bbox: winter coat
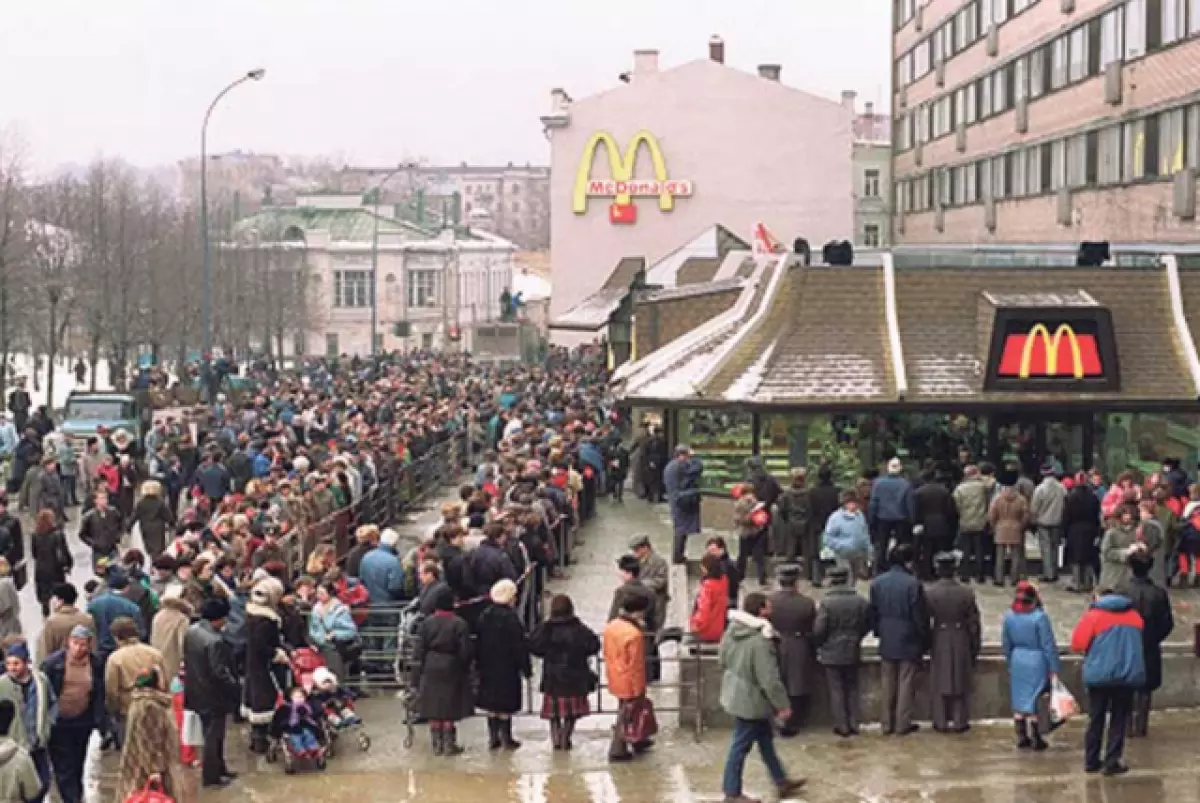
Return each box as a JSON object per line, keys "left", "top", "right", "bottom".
{"left": 607, "top": 580, "right": 656, "bottom": 630}
{"left": 183, "top": 620, "right": 240, "bottom": 717}
{"left": 989, "top": 488, "right": 1029, "bottom": 547}
{"left": 915, "top": 481, "right": 957, "bottom": 544}
{"left": 776, "top": 486, "right": 810, "bottom": 558}
{"left": 78, "top": 506, "right": 123, "bottom": 557}
{"left": 344, "top": 541, "right": 372, "bottom": 578}
{"left": 470, "top": 539, "right": 518, "bottom": 596}
{"left": 31, "top": 529, "right": 71, "bottom": 595}
{"left": 242, "top": 604, "right": 285, "bottom": 724}
{"left": 924, "top": 578, "right": 981, "bottom": 697}
{"left": 40, "top": 650, "right": 106, "bottom": 732}
{"left": 0, "top": 579, "right": 18, "bottom": 642}
{"left": 664, "top": 457, "right": 703, "bottom": 537}
{"left": 105, "top": 640, "right": 165, "bottom": 717}
{"left": 1031, "top": 478, "right": 1068, "bottom": 527}
{"left": 308, "top": 600, "right": 358, "bottom": 648}
{"left": 359, "top": 545, "right": 405, "bottom": 605}
{"left": 113, "top": 687, "right": 184, "bottom": 803}
{"left": 475, "top": 604, "right": 531, "bottom": 714}
{"left": 638, "top": 551, "right": 670, "bottom": 631}
{"left": 1124, "top": 576, "right": 1174, "bottom": 691}
{"left": 412, "top": 611, "right": 474, "bottom": 721}
{"left": 952, "top": 477, "right": 991, "bottom": 533}
{"left": 88, "top": 591, "right": 144, "bottom": 655}
{"left": 33, "top": 470, "right": 66, "bottom": 524}
{"left": 134, "top": 494, "right": 175, "bottom": 558}
{"left": 0, "top": 738, "right": 38, "bottom": 803}
{"left": 1099, "top": 523, "right": 1139, "bottom": 593}
{"left": 868, "top": 475, "right": 914, "bottom": 525}
{"left": 0, "top": 670, "right": 53, "bottom": 751}
{"left": 689, "top": 576, "right": 729, "bottom": 643}
{"left": 36, "top": 606, "right": 93, "bottom": 664}
{"left": 150, "top": 597, "right": 194, "bottom": 683}
{"left": 1001, "top": 608, "right": 1060, "bottom": 714}
{"left": 1063, "top": 485, "right": 1102, "bottom": 568}
{"left": 602, "top": 615, "right": 646, "bottom": 701}
{"left": 529, "top": 615, "right": 600, "bottom": 697}
{"left": 808, "top": 481, "right": 841, "bottom": 538}
{"left": 435, "top": 541, "right": 472, "bottom": 601}
{"left": 1070, "top": 594, "right": 1146, "bottom": 688}
{"left": 813, "top": 586, "right": 874, "bottom": 666}
{"left": 869, "top": 565, "right": 929, "bottom": 663}
{"left": 768, "top": 588, "right": 817, "bottom": 697}
{"left": 823, "top": 509, "right": 870, "bottom": 559}
{"left": 718, "top": 610, "right": 790, "bottom": 721}
{"left": 1138, "top": 517, "right": 1168, "bottom": 588}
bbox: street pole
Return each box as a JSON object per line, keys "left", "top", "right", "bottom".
{"left": 200, "top": 68, "right": 265, "bottom": 385}
{"left": 369, "top": 164, "right": 407, "bottom": 357}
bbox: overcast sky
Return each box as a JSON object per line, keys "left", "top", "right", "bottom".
{"left": 0, "top": 0, "right": 891, "bottom": 172}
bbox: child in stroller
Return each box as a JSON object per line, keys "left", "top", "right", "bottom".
{"left": 311, "top": 666, "right": 372, "bottom": 752}
{"left": 268, "top": 686, "right": 329, "bottom": 772}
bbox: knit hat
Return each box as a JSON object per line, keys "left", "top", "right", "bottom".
{"left": 5, "top": 642, "right": 28, "bottom": 662}
{"left": 490, "top": 579, "right": 518, "bottom": 606}
{"left": 887, "top": 457, "right": 903, "bottom": 475}
{"left": 69, "top": 625, "right": 93, "bottom": 640}
{"left": 381, "top": 528, "right": 401, "bottom": 548}
{"left": 312, "top": 667, "right": 337, "bottom": 688}
{"left": 107, "top": 567, "right": 130, "bottom": 590}
{"left": 200, "top": 597, "right": 231, "bottom": 622}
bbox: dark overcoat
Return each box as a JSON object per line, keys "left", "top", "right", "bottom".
{"left": 775, "top": 487, "right": 810, "bottom": 559}
{"left": 1063, "top": 486, "right": 1102, "bottom": 569}
{"left": 664, "top": 457, "right": 703, "bottom": 537}
{"left": 924, "top": 578, "right": 981, "bottom": 697}
{"left": 767, "top": 588, "right": 817, "bottom": 696}
{"left": 869, "top": 566, "right": 930, "bottom": 663}
{"left": 529, "top": 615, "right": 600, "bottom": 697}
{"left": 1124, "top": 577, "right": 1174, "bottom": 690}
{"left": 475, "top": 604, "right": 531, "bottom": 714}
{"left": 412, "top": 611, "right": 474, "bottom": 721}
{"left": 242, "top": 606, "right": 285, "bottom": 724}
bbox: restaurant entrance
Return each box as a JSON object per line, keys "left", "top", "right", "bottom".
{"left": 987, "top": 412, "right": 1095, "bottom": 477}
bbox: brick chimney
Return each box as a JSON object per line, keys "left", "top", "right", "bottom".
{"left": 757, "top": 64, "right": 782, "bottom": 81}
{"left": 841, "top": 90, "right": 857, "bottom": 113}
{"left": 634, "top": 49, "right": 659, "bottom": 76}
{"left": 709, "top": 35, "right": 725, "bottom": 64}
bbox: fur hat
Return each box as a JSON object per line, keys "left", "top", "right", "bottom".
{"left": 381, "top": 528, "right": 401, "bottom": 548}
{"left": 490, "top": 579, "right": 518, "bottom": 606}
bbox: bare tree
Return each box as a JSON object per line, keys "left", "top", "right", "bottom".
{"left": 0, "top": 133, "right": 32, "bottom": 400}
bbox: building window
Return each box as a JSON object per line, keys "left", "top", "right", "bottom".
{"left": 1159, "top": 108, "right": 1186, "bottom": 175}
{"left": 863, "top": 224, "right": 881, "bottom": 247}
{"left": 934, "top": 25, "right": 953, "bottom": 62}
{"left": 992, "top": 155, "right": 1008, "bottom": 199}
{"left": 1123, "top": 119, "right": 1146, "bottom": 180}
{"left": 1067, "top": 133, "right": 1089, "bottom": 188}
{"left": 333, "top": 270, "right": 373, "bottom": 308}
{"left": 1125, "top": 0, "right": 1147, "bottom": 59}
{"left": 1100, "top": 8, "right": 1124, "bottom": 68}
{"left": 1012, "top": 148, "right": 1028, "bottom": 196}
{"left": 421, "top": 332, "right": 434, "bottom": 350}
{"left": 1189, "top": 105, "right": 1200, "bottom": 169}
{"left": 918, "top": 103, "right": 931, "bottom": 144}
{"left": 863, "top": 169, "right": 881, "bottom": 197}
{"left": 1013, "top": 57, "right": 1029, "bottom": 102}
{"left": 980, "top": 76, "right": 993, "bottom": 119}
{"left": 980, "top": 159, "right": 992, "bottom": 201}
{"left": 325, "top": 333, "right": 339, "bottom": 357}
{"left": 1014, "top": 0, "right": 1036, "bottom": 11}
{"left": 1030, "top": 48, "right": 1046, "bottom": 98}
{"left": 1051, "top": 37, "right": 1069, "bottom": 89}
{"left": 1163, "top": 0, "right": 1187, "bottom": 44}
{"left": 1026, "top": 145, "right": 1044, "bottom": 194}
{"left": 955, "top": 2, "right": 979, "bottom": 50}
{"left": 966, "top": 162, "right": 979, "bottom": 203}
{"left": 914, "top": 40, "right": 931, "bottom": 79}
{"left": 1068, "top": 26, "right": 1088, "bottom": 82}
{"left": 1098, "top": 125, "right": 1122, "bottom": 184}
{"left": 953, "top": 165, "right": 966, "bottom": 206}
{"left": 1050, "top": 139, "right": 1067, "bottom": 191}
{"left": 939, "top": 168, "right": 952, "bottom": 206}
{"left": 898, "top": 52, "right": 914, "bottom": 86}
{"left": 408, "top": 270, "right": 439, "bottom": 308}
{"left": 933, "top": 97, "right": 952, "bottom": 137}
{"left": 965, "top": 83, "right": 978, "bottom": 123}
{"left": 991, "top": 68, "right": 1008, "bottom": 115}
{"left": 1192, "top": 0, "right": 1200, "bottom": 34}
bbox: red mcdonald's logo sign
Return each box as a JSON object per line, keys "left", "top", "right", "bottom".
{"left": 997, "top": 323, "right": 1103, "bottom": 379}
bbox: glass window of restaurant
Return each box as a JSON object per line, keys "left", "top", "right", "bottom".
{"left": 677, "top": 409, "right": 755, "bottom": 491}
{"left": 1095, "top": 413, "right": 1200, "bottom": 483}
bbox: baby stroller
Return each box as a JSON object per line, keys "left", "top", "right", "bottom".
{"left": 265, "top": 688, "right": 330, "bottom": 774}
{"left": 310, "top": 666, "right": 371, "bottom": 754}
{"left": 393, "top": 598, "right": 426, "bottom": 749}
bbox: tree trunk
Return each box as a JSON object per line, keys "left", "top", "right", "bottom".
{"left": 46, "top": 300, "right": 57, "bottom": 412}
{"left": 0, "top": 276, "right": 8, "bottom": 402}
{"left": 88, "top": 335, "right": 101, "bottom": 392}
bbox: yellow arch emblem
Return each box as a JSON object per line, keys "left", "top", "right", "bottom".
{"left": 1019, "top": 323, "right": 1084, "bottom": 379}
{"left": 572, "top": 131, "right": 678, "bottom": 214}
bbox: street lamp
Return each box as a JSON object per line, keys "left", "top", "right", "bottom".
{"left": 200, "top": 68, "right": 265, "bottom": 378}
{"left": 369, "top": 164, "right": 411, "bottom": 356}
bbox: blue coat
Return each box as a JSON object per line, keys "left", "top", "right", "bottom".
{"left": 88, "top": 591, "right": 144, "bottom": 655}
{"left": 664, "top": 457, "right": 703, "bottom": 537}
{"left": 578, "top": 442, "right": 606, "bottom": 488}
{"left": 823, "top": 510, "right": 870, "bottom": 558}
{"left": 309, "top": 601, "right": 358, "bottom": 648}
{"left": 1001, "top": 608, "right": 1061, "bottom": 714}
{"left": 359, "top": 545, "right": 404, "bottom": 605}
{"left": 868, "top": 475, "right": 915, "bottom": 525}
{"left": 868, "top": 566, "right": 929, "bottom": 662}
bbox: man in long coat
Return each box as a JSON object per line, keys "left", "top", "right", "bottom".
{"left": 664, "top": 445, "right": 703, "bottom": 564}
{"left": 767, "top": 564, "right": 816, "bottom": 736}
{"left": 925, "top": 552, "right": 981, "bottom": 733}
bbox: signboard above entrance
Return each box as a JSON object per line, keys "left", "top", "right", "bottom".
{"left": 985, "top": 308, "right": 1120, "bottom": 392}
{"left": 572, "top": 131, "right": 693, "bottom": 225}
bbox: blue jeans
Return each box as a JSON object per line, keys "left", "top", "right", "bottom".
{"left": 288, "top": 730, "right": 320, "bottom": 754}
{"left": 722, "top": 717, "right": 786, "bottom": 798}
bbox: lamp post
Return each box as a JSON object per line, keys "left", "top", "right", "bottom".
{"left": 200, "top": 68, "right": 265, "bottom": 379}
{"left": 369, "top": 164, "right": 410, "bottom": 356}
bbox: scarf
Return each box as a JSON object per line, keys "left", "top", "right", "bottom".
{"left": 1011, "top": 580, "right": 1040, "bottom": 614}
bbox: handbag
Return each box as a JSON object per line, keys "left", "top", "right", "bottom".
{"left": 621, "top": 696, "right": 659, "bottom": 743}
{"left": 124, "top": 775, "right": 175, "bottom": 803}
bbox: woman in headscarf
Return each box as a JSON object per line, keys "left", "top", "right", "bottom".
{"left": 529, "top": 593, "right": 599, "bottom": 750}
{"left": 411, "top": 586, "right": 473, "bottom": 756}
{"left": 113, "top": 668, "right": 185, "bottom": 803}
{"left": 474, "top": 579, "right": 531, "bottom": 750}
{"left": 1000, "top": 581, "right": 1061, "bottom": 751}
{"left": 242, "top": 576, "right": 287, "bottom": 754}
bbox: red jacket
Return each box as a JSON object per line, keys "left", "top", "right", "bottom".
{"left": 690, "top": 575, "right": 729, "bottom": 643}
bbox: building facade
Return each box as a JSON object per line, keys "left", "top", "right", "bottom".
{"left": 229, "top": 195, "right": 515, "bottom": 357}
{"left": 892, "top": 0, "right": 1200, "bottom": 244}
{"left": 544, "top": 38, "right": 855, "bottom": 329}
{"left": 849, "top": 92, "right": 895, "bottom": 248}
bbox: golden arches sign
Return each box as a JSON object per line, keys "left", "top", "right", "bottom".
{"left": 1019, "top": 323, "right": 1084, "bottom": 379}
{"left": 571, "top": 131, "right": 692, "bottom": 215}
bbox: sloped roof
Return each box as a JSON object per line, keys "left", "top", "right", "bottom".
{"left": 235, "top": 206, "right": 434, "bottom": 242}
{"left": 550, "top": 287, "right": 626, "bottom": 331}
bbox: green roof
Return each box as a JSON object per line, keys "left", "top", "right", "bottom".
{"left": 234, "top": 206, "right": 436, "bottom": 243}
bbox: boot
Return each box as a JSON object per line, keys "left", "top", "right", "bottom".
{"left": 1030, "top": 721, "right": 1048, "bottom": 751}
{"left": 561, "top": 718, "right": 575, "bottom": 751}
{"left": 549, "top": 719, "right": 562, "bottom": 750}
{"left": 431, "top": 727, "right": 445, "bottom": 756}
{"left": 1015, "top": 719, "right": 1032, "bottom": 750}
{"left": 487, "top": 717, "right": 501, "bottom": 750}
{"left": 443, "top": 725, "right": 465, "bottom": 756}
{"left": 501, "top": 718, "right": 522, "bottom": 750}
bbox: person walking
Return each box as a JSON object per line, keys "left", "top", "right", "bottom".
{"left": 1031, "top": 464, "right": 1068, "bottom": 582}
{"left": 1001, "top": 581, "right": 1060, "bottom": 750}
{"left": 869, "top": 543, "right": 929, "bottom": 735}
{"left": 1064, "top": 473, "right": 1102, "bottom": 593}
{"left": 630, "top": 534, "right": 669, "bottom": 683}
{"left": 1123, "top": 553, "right": 1173, "bottom": 738}
{"left": 0, "top": 698, "right": 40, "bottom": 803}
{"left": 78, "top": 489, "right": 122, "bottom": 571}
{"left": 607, "top": 555, "right": 657, "bottom": 628}
{"left": 30, "top": 513, "right": 71, "bottom": 618}
{"left": 808, "top": 466, "right": 841, "bottom": 582}
{"left": 603, "top": 594, "right": 650, "bottom": 763}
{"left": 0, "top": 559, "right": 20, "bottom": 644}
{"left": 1099, "top": 504, "right": 1144, "bottom": 593}
{"left": 1070, "top": 588, "right": 1146, "bottom": 775}
{"left": 732, "top": 486, "right": 770, "bottom": 588}
{"left": 812, "top": 566, "right": 873, "bottom": 737}
{"left": 87, "top": 571, "right": 143, "bottom": 663}
{"left": 104, "top": 618, "right": 165, "bottom": 747}
{"left": 35, "top": 586, "right": 92, "bottom": 664}
{"left": 133, "top": 481, "right": 175, "bottom": 560}
{"left": 664, "top": 445, "right": 703, "bottom": 564}
{"left": 925, "top": 553, "right": 981, "bottom": 733}
{"left": 952, "top": 465, "right": 991, "bottom": 583}
{"left": 529, "top": 594, "right": 600, "bottom": 751}
{"left": 989, "top": 484, "right": 1030, "bottom": 587}
{"left": 867, "top": 458, "right": 914, "bottom": 574}
{"left": 717, "top": 592, "right": 807, "bottom": 803}
{"left": 767, "top": 564, "right": 816, "bottom": 736}
{"left": 41, "top": 626, "right": 106, "bottom": 803}
{"left": 775, "top": 469, "right": 811, "bottom": 571}
{"left": 412, "top": 586, "right": 474, "bottom": 756}
{"left": 32, "top": 460, "right": 65, "bottom": 527}
{"left": 149, "top": 596, "right": 193, "bottom": 687}
{"left": 0, "top": 642, "right": 54, "bottom": 801}
{"left": 113, "top": 669, "right": 183, "bottom": 803}
{"left": 184, "top": 598, "right": 241, "bottom": 789}
{"left": 475, "top": 579, "right": 531, "bottom": 750}
{"left": 242, "top": 577, "right": 287, "bottom": 754}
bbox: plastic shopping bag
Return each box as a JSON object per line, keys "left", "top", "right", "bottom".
{"left": 1049, "top": 677, "right": 1079, "bottom": 726}
{"left": 123, "top": 776, "right": 175, "bottom": 803}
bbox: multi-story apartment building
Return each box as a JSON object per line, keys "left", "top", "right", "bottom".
{"left": 892, "top": 0, "right": 1200, "bottom": 243}
{"left": 847, "top": 91, "right": 894, "bottom": 248}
